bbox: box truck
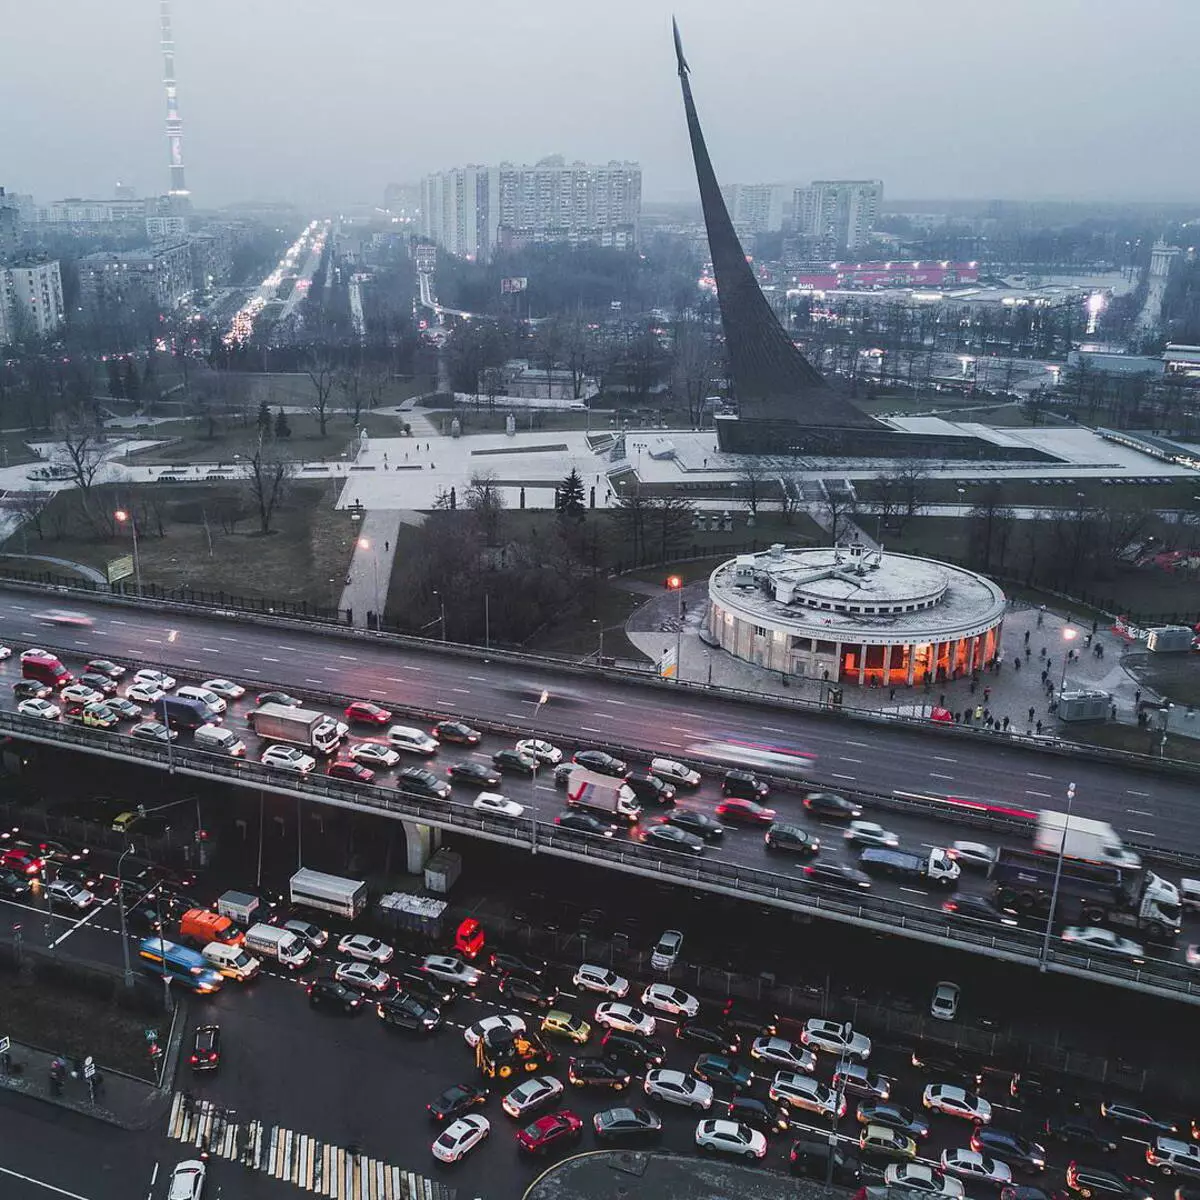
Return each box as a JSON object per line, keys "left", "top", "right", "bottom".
{"left": 243, "top": 922, "right": 311, "bottom": 968}
{"left": 289, "top": 868, "right": 367, "bottom": 919}
{"left": 1034, "top": 812, "right": 1140, "bottom": 869}
{"left": 858, "top": 847, "right": 960, "bottom": 889}
{"left": 565, "top": 768, "right": 641, "bottom": 823}
{"left": 246, "top": 703, "right": 341, "bottom": 755}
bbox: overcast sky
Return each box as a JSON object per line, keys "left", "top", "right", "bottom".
{"left": 2, "top": 0, "right": 1197, "bottom": 209}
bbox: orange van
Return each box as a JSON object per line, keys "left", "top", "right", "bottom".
{"left": 179, "top": 908, "right": 242, "bottom": 947}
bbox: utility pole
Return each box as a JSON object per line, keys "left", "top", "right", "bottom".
{"left": 1039, "top": 781, "right": 1076, "bottom": 972}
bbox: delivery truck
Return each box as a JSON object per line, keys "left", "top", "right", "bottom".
{"left": 565, "top": 767, "right": 641, "bottom": 823}
{"left": 1034, "top": 811, "right": 1141, "bottom": 869}
{"left": 858, "top": 847, "right": 960, "bottom": 889}
{"left": 289, "top": 868, "right": 367, "bottom": 919}
{"left": 245, "top": 703, "right": 342, "bottom": 755}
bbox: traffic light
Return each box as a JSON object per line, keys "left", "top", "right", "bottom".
{"left": 665, "top": 575, "right": 682, "bottom": 590}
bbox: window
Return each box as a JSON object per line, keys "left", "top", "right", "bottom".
{"left": 753, "top": 625, "right": 768, "bottom": 638}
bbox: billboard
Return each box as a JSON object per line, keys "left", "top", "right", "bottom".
{"left": 106, "top": 555, "right": 135, "bottom": 584}
{"left": 500, "top": 277, "right": 528, "bottom": 294}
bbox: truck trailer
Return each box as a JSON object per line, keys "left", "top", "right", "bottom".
{"left": 246, "top": 703, "right": 342, "bottom": 755}
{"left": 1033, "top": 812, "right": 1140, "bottom": 869}
{"left": 377, "top": 891, "right": 448, "bottom": 941}
{"left": 565, "top": 767, "right": 641, "bottom": 823}
{"left": 289, "top": 868, "right": 367, "bottom": 919}
{"left": 858, "top": 847, "right": 960, "bottom": 889}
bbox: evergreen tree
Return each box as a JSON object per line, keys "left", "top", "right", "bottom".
{"left": 274, "top": 408, "right": 292, "bottom": 438}
{"left": 107, "top": 360, "right": 124, "bottom": 399}
{"left": 555, "top": 467, "right": 586, "bottom": 520}
{"left": 257, "top": 400, "right": 271, "bottom": 437}
{"left": 123, "top": 359, "right": 141, "bottom": 403}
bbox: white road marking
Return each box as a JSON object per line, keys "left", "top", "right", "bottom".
{"left": 844, "top": 741, "right": 869, "bottom": 748}
{"left": 468, "top": 676, "right": 487, "bottom": 682}
{"left": 111, "top": 619, "right": 127, "bottom": 625}
{"left": 202, "top": 647, "right": 219, "bottom": 653}
{"left": 1027, "top": 772, "right": 1052, "bottom": 780}
{"left": 763, "top": 726, "right": 787, "bottom": 733}
{"left": 50, "top": 896, "right": 111, "bottom": 948}
{"left": 184, "top": 659, "right": 201, "bottom": 665}
{"left": 581, "top": 726, "right": 603, "bottom": 733}
{"left": 839, "top": 757, "right": 862, "bottom": 764}
{"left": 1127, "top": 808, "right": 1152, "bottom": 817}
{"left": 323, "top": 667, "right": 340, "bottom": 672}
{"left": 1129, "top": 828, "right": 1154, "bottom": 837}
{"left": 338, "top": 655, "right": 357, "bottom": 662}
{"left": 1126, "top": 790, "right": 1150, "bottom": 797}
{"left": 401, "top": 665, "right": 423, "bottom": 671}
{"left": 145, "top": 638, "right": 161, "bottom": 645}
{"left": 830, "top": 773, "right": 856, "bottom": 781}
{"left": 929, "top": 773, "right": 954, "bottom": 780}
{"left": 219, "top": 636, "right": 239, "bottom": 642}
{"left": 369, "top": 689, "right": 387, "bottom": 696}
{"left": 899, "top": 887, "right": 926, "bottom": 896}
{"left": 452, "top": 688, "right": 470, "bottom": 694}
{"left": 506, "top": 713, "right": 528, "bottom": 720}
{"left": 658, "top": 741, "right": 682, "bottom": 749}
{"left": 670, "top": 726, "right": 694, "bottom": 734}
{"left": 1026, "top": 790, "right": 1052, "bottom": 799}
{"left": 305, "top": 679, "right": 323, "bottom": 685}
{"left": 933, "top": 755, "right": 957, "bottom": 763}
{"left": 262, "top": 656, "right": 280, "bottom": 663}
{"left": 0, "top": 1164, "right": 95, "bottom": 1199}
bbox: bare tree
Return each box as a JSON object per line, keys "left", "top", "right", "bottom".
{"left": 778, "top": 471, "right": 805, "bottom": 525}
{"left": 52, "top": 412, "right": 111, "bottom": 534}
{"left": 608, "top": 489, "right": 656, "bottom": 566}
{"left": 894, "top": 460, "right": 930, "bottom": 531}
{"left": 859, "top": 472, "right": 901, "bottom": 533}
{"left": 240, "top": 443, "right": 296, "bottom": 534}
{"left": 305, "top": 352, "right": 337, "bottom": 436}
{"left": 12, "top": 487, "right": 51, "bottom": 541}
{"left": 820, "top": 486, "right": 853, "bottom": 544}
{"left": 736, "top": 460, "right": 772, "bottom": 517}
{"left": 650, "top": 495, "right": 696, "bottom": 563}
{"left": 967, "top": 482, "right": 1016, "bottom": 573}
{"left": 336, "top": 363, "right": 367, "bottom": 424}
{"left": 464, "top": 470, "right": 506, "bottom": 546}
{"left": 671, "top": 316, "right": 716, "bottom": 426}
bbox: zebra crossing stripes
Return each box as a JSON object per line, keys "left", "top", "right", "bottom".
{"left": 165, "top": 1093, "right": 452, "bottom": 1199}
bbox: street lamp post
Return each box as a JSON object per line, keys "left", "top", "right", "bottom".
{"left": 114, "top": 509, "right": 141, "bottom": 593}
{"left": 115, "top": 843, "right": 136, "bottom": 987}
{"left": 357, "top": 537, "right": 380, "bottom": 624}
{"left": 1059, "top": 627, "right": 1078, "bottom": 695}
{"left": 529, "top": 689, "right": 548, "bottom": 853}
{"left": 1039, "top": 781, "right": 1077, "bottom": 972}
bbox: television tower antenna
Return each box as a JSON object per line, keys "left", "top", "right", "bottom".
{"left": 161, "top": 0, "right": 189, "bottom": 200}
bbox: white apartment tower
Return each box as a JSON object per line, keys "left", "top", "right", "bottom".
{"left": 721, "top": 183, "right": 785, "bottom": 233}
{"left": 0, "top": 260, "right": 65, "bottom": 345}
{"left": 794, "top": 179, "right": 882, "bottom": 251}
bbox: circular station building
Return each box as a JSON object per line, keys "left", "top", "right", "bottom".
{"left": 707, "top": 543, "right": 1006, "bottom": 686}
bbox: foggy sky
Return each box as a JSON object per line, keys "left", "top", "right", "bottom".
{"left": 2, "top": 0, "right": 1197, "bottom": 209}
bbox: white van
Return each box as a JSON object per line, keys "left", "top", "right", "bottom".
{"left": 1180, "top": 878, "right": 1200, "bottom": 912}
{"left": 386, "top": 725, "right": 438, "bottom": 755}
{"left": 243, "top": 922, "right": 311, "bottom": 969}
{"left": 194, "top": 725, "right": 246, "bottom": 757}
{"left": 178, "top": 686, "right": 227, "bottom": 715}
{"left": 201, "top": 942, "right": 261, "bottom": 981}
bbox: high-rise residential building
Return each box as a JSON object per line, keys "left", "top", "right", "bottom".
{"left": 77, "top": 242, "right": 193, "bottom": 314}
{"left": 420, "top": 166, "right": 491, "bottom": 261}
{"left": 721, "top": 183, "right": 785, "bottom": 233}
{"left": 0, "top": 259, "right": 65, "bottom": 345}
{"left": 794, "top": 180, "right": 882, "bottom": 251}
{"left": 0, "top": 188, "right": 20, "bottom": 260}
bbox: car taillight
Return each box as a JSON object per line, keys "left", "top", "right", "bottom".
{"left": 189, "top": 1054, "right": 198, "bottom": 1063}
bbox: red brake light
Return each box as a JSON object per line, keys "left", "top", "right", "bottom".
{"left": 189, "top": 1054, "right": 198, "bottom": 1063}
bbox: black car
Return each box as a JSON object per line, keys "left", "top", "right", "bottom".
{"left": 1065, "top": 1164, "right": 1148, "bottom": 1199}
{"left": 910, "top": 1043, "right": 980, "bottom": 1080}
{"left": 857, "top": 1102, "right": 930, "bottom": 1140}
{"left": 715, "top": 998, "right": 779, "bottom": 1038}
{"left": 498, "top": 973, "right": 559, "bottom": 1010}
{"left": 790, "top": 1136, "right": 861, "bottom": 1185}
{"left": 492, "top": 748, "right": 537, "bottom": 775}
{"left": 675, "top": 1021, "right": 741, "bottom": 1054}
{"left": 662, "top": 810, "right": 724, "bottom": 840}
{"left": 943, "top": 895, "right": 1019, "bottom": 925}
{"left": 12, "top": 680, "right": 52, "bottom": 700}
{"left": 641, "top": 824, "right": 704, "bottom": 855}
{"left": 592, "top": 1106, "right": 663, "bottom": 1144}
{"left": 601, "top": 1029, "right": 667, "bottom": 1068}
{"left": 555, "top": 810, "right": 616, "bottom": 837}
{"left": 189, "top": 1024, "right": 220, "bottom": 1072}
{"left": 572, "top": 750, "right": 629, "bottom": 778}
{"left": 728, "top": 1095, "right": 790, "bottom": 1134}
{"left": 257, "top": 691, "right": 300, "bottom": 707}
{"left": 489, "top": 951, "right": 546, "bottom": 979}
{"left": 396, "top": 971, "right": 457, "bottom": 1007}
{"left": 396, "top": 767, "right": 450, "bottom": 800}
{"left": 1099, "top": 1102, "right": 1178, "bottom": 1134}
{"left": 568, "top": 1056, "right": 632, "bottom": 1090}
{"left": 427, "top": 1082, "right": 489, "bottom": 1122}
{"left": 0, "top": 869, "right": 32, "bottom": 899}
{"left": 307, "top": 976, "right": 363, "bottom": 1015}
{"left": 972, "top": 1128, "right": 1048, "bottom": 1171}
{"left": 85, "top": 659, "right": 125, "bottom": 679}
{"left": 722, "top": 769, "right": 769, "bottom": 800}
{"left": 764, "top": 823, "right": 820, "bottom": 856}
{"left": 447, "top": 761, "right": 502, "bottom": 788}
{"left": 625, "top": 773, "right": 675, "bottom": 807}
{"left": 78, "top": 673, "right": 118, "bottom": 696}
{"left": 803, "top": 862, "right": 872, "bottom": 890}
{"left": 803, "top": 791, "right": 862, "bottom": 818}
{"left": 433, "top": 720, "right": 481, "bottom": 744}
{"left": 1043, "top": 1117, "right": 1119, "bottom": 1154}
{"left": 376, "top": 992, "right": 441, "bottom": 1032}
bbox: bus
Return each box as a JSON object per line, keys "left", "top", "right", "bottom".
{"left": 138, "top": 937, "right": 224, "bottom": 994}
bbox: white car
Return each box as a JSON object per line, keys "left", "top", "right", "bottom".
{"left": 464, "top": 1013, "right": 526, "bottom": 1049}
{"left": 167, "top": 1159, "right": 206, "bottom": 1200}
{"left": 202, "top": 678, "right": 245, "bottom": 700}
{"left": 595, "top": 1003, "right": 656, "bottom": 1036}
{"left": 260, "top": 744, "right": 316, "bottom": 773}
{"left": 133, "top": 669, "right": 176, "bottom": 691}
{"left": 640, "top": 983, "right": 699, "bottom": 1018}
{"left": 473, "top": 792, "right": 525, "bottom": 818}
{"left": 45, "top": 879, "right": 95, "bottom": 909}
{"left": 348, "top": 742, "right": 401, "bottom": 768}
{"left": 650, "top": 757, "right": 701, "bottom": 787}
{"left": 515, "top": 738, "right": 562, "bottom": 764}
{"left": 694, "top": 1118, "right": 767, "bottom": 1160}
{"left": 337, "top": 934, "right": 394, "bottom": 964}
{"left": 769, "top": 1071, "right": 845, "bottom": 1118}
{"left": 421, "top": 954, "right": 481, "bottom": 987}
{"left": 0, "top": 645, "right": 11, "bottom": 660}
{"left": 61, "top": 684, "right": 104, "bottom": 706}
{"left": 923, "top": 1084, "right": 992, "bottom": 1124}
{"left": 125, "top": 682, "right": 165, "bottom": 704}
{"left": 750, "top": 1036, "right": 816, "bottom": 1073}
{"left": 845, "top": 820, "right": 899, "bottom": 848}
{"left": 886, "top": 1163, "right": 965, "bottom": 1197}
{"left": 18, "top": 698, "right": 60, "bottom": 719}
{"left": 431, "top": 1114, "right": 489, "bottom": 1164}
{"left": 931, "top": 981, "right": 960, "bottom": 1021}
{"left": 1061, "top": 926, "right": 1144, "bottom": 960}
{"left": 283, "top": 919, "right": 328, "bottom": 949}
{"left": 20, "top": 647, "right": 50, "bottom": 662}
{"left": 502, "top": 1075, "right": 564, "bottom": 1118}
{"left": 949, "top": 841, "right": 997, "bottom": 868}
{"left": 572, "top": 963, "right": 629, "bottom": 997}
{"left": 940, "top": 1149, "right": 1012, "bottom": 1185}
{"left": 1188, "top": 944, "right": 1200, "bottom": 967}
{"left": 333, "top": 961, "right": 392, "bottom": 993}
{"left": 177, "top": 686, "right": 227, "bottom": 714}
{"left": 801, "top": 1019, "right": 871, "bottom": 1060}
{"left": 643, "top": 1068, "right": 713, "bottom": 1111}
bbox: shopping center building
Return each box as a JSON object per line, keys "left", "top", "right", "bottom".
{"left": 707, "top": 543, "right": 1007, "bottom": 686}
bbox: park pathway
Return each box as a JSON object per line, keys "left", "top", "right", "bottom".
{"left": 338, "top": 511, "right": 410, "bottom": 628}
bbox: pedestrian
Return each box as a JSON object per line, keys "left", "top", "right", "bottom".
{"left": 1135, "top": 688, "right": 1142, "bottom": 706}
{"left": 983, "top": 687, "right": 990, "bottom": 702}
{"left": 1014, "top": 656, "right": 1021, "bottom": 672}
{"left": 1041, "top": 669, "right": 1048, "bottom": 684}
{"left": 1036, "top": 719, "right": 1043, "bottom": 734}
{"left": 1024, "top": 646, "right": 1031, "bottom": 659}
{"left": 1037, "top": 605, "right": 1045, "bottom": 627}
{"left": 1024, "top": 630, "right": 1030, "bottom": 645}
{"left": 889, "top": 687, "right": 896, "bottom": 701}
{"left": 1046, "top": 657, "right": 1052, "bottom": 671}
{"left": 1098, "top": 644, "right": 1104, "bottom": 658}
{"left": 384, "top": 540, "right": 389, "bottom": 552}
{"left": 1039, "top": 645, "right": 1046, "bottom": 658}
{"left": 939, "top": 692, "right": 945, "bottom": 706}
{"left": 1111, "top": 703, "right": 1118, "bottom": 720}
{"left": 383, "top": 452, "right": 388, "bottom": 464}
{"left": 974, "top": 704, "right": 983, "bottom": 721}
{"left": 969, "top": 680, "right": 977, "bottom": 695}
{"left": 1028, "top": 706, "right": 1035, "bottom": 722}
{"left": 1049, "top": 699, "right": 1058, "bottom": 714}
{"left": 1092, "top": 618, "right": 1099, "bottom": 635}
{"left": 1002, "top": 716, "right": 1010, "bottom": 731}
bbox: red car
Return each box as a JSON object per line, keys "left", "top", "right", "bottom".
{"left": 328, "top": 760, "right": 375, "bottom": 784}
{"left": 516, "top": 1109, "right": 583, "bottom": 1156}
{"left": 344, "top": 701, "right": 392, "bottom": 726}
{"left": 715, "top": 799, "right": 777, "bottom": 825}
{"left": 1, "top": 847, "right": 44, "bottom": 876}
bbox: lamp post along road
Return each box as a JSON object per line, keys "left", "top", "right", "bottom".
{"left": 1039, "top": 780, "right": 1077, "bottom": 972}
{"left": 1059, "top": 627, "right": 1078, "bottom": 695}
{"left": 529, "top": 689, "right": 548, "bottom": 853}
{"left": 114, "top": 509, "right": 141, "bottom": 594}
{"left": 115, "top": 843, "right": 136, "bottom": 987}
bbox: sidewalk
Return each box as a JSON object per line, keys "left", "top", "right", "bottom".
{"left": 338, "top": 510, "right": 409, "bottom": 628}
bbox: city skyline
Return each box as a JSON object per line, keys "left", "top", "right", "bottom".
{"left": 2, "top": 0, "right": 1198, "bottom": 208}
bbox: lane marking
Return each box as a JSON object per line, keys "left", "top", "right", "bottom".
{"left": 763, "top": 726, "right": 787, "bottom": 733}
{"left": 0, "top": 1165, "right": 95, "bottom": 1199}
{"left": 1129, "top": 828, "right": 1154, "bottom": 837}
{"left": 262, "top": 656, "right": 280, "bottom": 663}
{"left": 49, "top": 897, "right": 113, "bottom": 948}
{"left": 184, "top": 659, "right": 201, "bottom": 665}
{"left": 830, "top": 773, "right": 856, "bottom": 781}
{"left": 899, "top": 887, "right": 926, "bottom": 896}
{"left": 929, "top": 773, "right": 953, "bottom": 780}
{"left": 581, "top": 726, "right": 603, "bottom": 733}
{"left": 604, "top": 699, "right": 627, "bottom": 706}
{"left": 839, "top": 757, "right": 862, "bottom": 764}
{"left": 1026, "top": 790, "right": 1052, "bottom": 799}
{"left": 202, "top": 647, "right": 219, "bottom": 653}
{"left": 338, "top": 655, "right": 357, "bottom": 662}
{"left": 1027, "top": 772, "right": 1052, "bottom": 780}
{"left": 452, "top": 688, "right": 470, "bottom": 694}
{"left": 219, "top": 636, "right": 239, "bottom": 642}
{"left": 323, "top": 667, "right": 340, "bottom": 672}
{"left": 933, "top": 755, "right": 957, "bottom": 763}
{"left": 1127, "top": 808, "right": 1152, "bottom": 817}
{"left": 1127, "top": 790, "right": 1150, "bottom": 797}
{"left": 305, "top": 679, "right": 323, "bottom": 685}
{"left": 845, "top": 741, "right": 869, "bottom": 748}
{"left": 468, "top": 676, "right": 487, "bottom": 682}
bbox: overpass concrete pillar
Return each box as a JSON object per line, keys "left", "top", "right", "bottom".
{"left": 401, "top": 821, "right": 442, "bottom": 874}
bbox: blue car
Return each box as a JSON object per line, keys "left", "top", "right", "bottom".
{"left": 692, "top": 1053, "right": 752, "bottom": 1091}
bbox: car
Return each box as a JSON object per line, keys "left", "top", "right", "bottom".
{"left": 488, "top": 949, "right": 545, "bottom": 978}
{"left": 644, "top": 1069, "right": 713, "bottom": 1111}
{"left": 464, "top": 1013, "right": 527, "bottom": 1049}
{"left": 593, "top": 1106, "right": 664, "bottom": 1143}
{"left": 348, "top": 742, "right": 401, "bottom": 768}
{"left": 722, "top": 769, "right": 770, "bottom": 800}
{"left": 97, "top": 696, "right": 139, "bottom": 721}
{"left": 716, "top": 798, "right": 777, "bottom": 824}
{"left": 432, "top": 1113, "right": 489, "bottom": 1163}
{"left": 695, "top": 1118, "right": 768, "bottom": 1160}
{"left": 541, "top": 1010, "right": 592, "bottom": 1044}
{"left": 846, "top": 820, "right": 900, "bottom": 847}
{"left": 17, "top": 697, "right": 60, "bottom": 719}
{"left": 256, "top": 691, "right": 299, "bottom": 707}
{"left": 131, "top": 668, "right": 175, "bottom": 690}
{"left": 1062, "top": 928, "right": 1145, "bottom": 961}
{"left": 1099, "top": 1103, "right": 1178, "bottom": 1134}
{"left": 1043, "top": 1117, "right": 1119, "bottom": 1154}
{"left": 804, "top": 791, "right": 863, "bottom": 818}
{"left": 943, "top": 895, "right": 1019, "bottom": 925}
{"left": 693, "top": 1054, "right": 752, "bottom": 1091}
{"left": 333, "top": 961, "right": 392, "bottom": 994}
{"left": 0, "top": 869, "right": 33, "bottom": 899}
{"left": 650, "top": 928, "right": 684, "bottom": 970}
{"left": 950, "top": 841, "right": 998, "bottom": 869}
{"left": 923, "top": 1085, "right": 993, "bottom": 1124}
{"left": 83, "top": 659, "right": 124, "bottom": 680}
{"left": 640, "top": 822, "right": 705, "bottom": 854}
{"left": 338, "top": 934, "right": 395, "bottom": 964}
{"left": 422, "top": 954, "right": 481, "bottom": 987}
{"left": 931, "top": 981, "right": 961, "bottom": 1021}
{"left": 801, "top": 1019, "right": 871, "bottom": 1059}
{"left": 429, "top": 720, "right": 480, "bottom": 745}
{"left": 973, "top": 1129, "right": 1048, "bottom": 1171}
{"left": 1145, "top": 1137, "right": 1200, "bottom": 1177}
{"left": 306, "top": 976, "right": 363, "bottom": 1014}
{"left": 345, "top": 701, "right": 392, "bottom": 725}
{"left": 202, "top": 679, "right": 244, "bottom": 700}
{"left": 676, "top": 1021, "right": 741, "bottom": 1054}
{"left": 189, "top": 1024, "right": 221, "bottom": 1072}
{"left": 803, "top": 860, "right": 874, "bottom": 889}
{"left": 600, "top": 1029, "right": 667, "bottom": 1068}
{"left": 282, "top": 920, "right": 327, "bottom": 950}
{"left": 447, "top": 761, "right": 502, "bottom": 788}
{"left": 124, "top": 682, "right": 165, "bottom": 704}
{"left": 886, "top": 1164, "right": 966, "bottom": 1197}
{"left": 626, "top": 773, "right": 676, "bottom": 807}
{"left": 492, "top": 748, "right": 538, "bottom": 775}
{"left": 764, "top": 823, "right": 820, "bottom": 855}
{"left": 791, "top": 1135, "right": 861, "bottom": 1184}
{"left": 376, "top": 991, "right": 441, "bottom": 1031}
{"left": 131, "top": 721, "right": 178, "bottom": 743}
{"left": 750, "top": 1036, "right": 816, "bottom": 1073}
{"left": 555, "top": 810, "right": 616, "bottom": 837}
{"left": 516, "top": 1110, "right": 583, "bottom": 1155}
{"left": 13, "top": 680, "right": 52, "bottom": 700}
{"left": 76, "top": 702, "right": 119, "bottom": 729}
{"left": 77, "top": 674, "right": 118, "bottom": 697}
{"left": 45, "top": 879, "right": 95, "bottom": 910}
{"left": 502, "top": 1075, "right": 565, "bottom": 1119}
{"left": 771, "top": 1070, "right": 845, "bottom": 1117}
{"left": 1064, "top": 1163, "right": 1148, "bottom": 1199}
{"left": 663, "top": 810, "right": 725, "bottom": 840}
{"left": 568, "top": 1056, "right": 633, "bottom": 1090}
{"left": 641, "top": 983, "right": 699, "bottom": 1018}
{"left": 942, "top": 1149, "right": 1014, "bottom": 1186}
{"left": 328, "top": 759, "right": 375, "bottom": 783}
{"left": 259, "top": 743, "right": 314, "bottom": 772}
{"left": 834, "top": 1063, "right": 892, "bottom": 1100}
{"left": 470, "top": 792, "right": 524, "bottom": 819}
{"left": 649, "top": 758, "right": 700, "bottom": 787}
{"left": 396, "top": 767, "right": 451, "bottom": 799}
{"left": 1000, "top": 1188, "right": 1055, "bottom": 1200}
{"left": 857, "top": 1102, "right": 930, "bottom": 1139}
{"left": 595, "top": 1002, "right": 656, "bottom": 1036}
{"left": 427, "top": 1082, "right": 489, "bottom": 1122}
{"left": 497, "top": 972, "right": 558, "bottom": 1009}
{"left": 553, "top": 762, "right": 578, "bottom": 788}
{"left": 573, "top": 964, "right": 629, "bottom": 997}
{"left": 860, "top": 1123, "right": 919, "bottom": 1161}
{"left": 573, "top": 750, "right": 628, "bottom": 777}
{"left": 38, "top": 610, "right": 92, "bottom": 628}
{"left": 515, "top": 737, "right": 560, "bottom": 762}
{"left": 166, "top": 1159, "right": 206, "bottom": 1200}
{"left": 726, "top": 1095, "right": 790, "bottom": 1135}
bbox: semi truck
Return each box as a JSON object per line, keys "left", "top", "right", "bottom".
{"left": 565, "top": 767, "right": 641, "bottom": 823}
{"left": 990, "top": 847, "right": 1181, "bottom": 941}
{"left": 858, "top": 847, "right": 960, "bottom": 889}
{"left": 1034, "top": 812, "right": 1140, "bottom": 869}
{"left": 246, "top": 704, "right": 342, "bottom": 756}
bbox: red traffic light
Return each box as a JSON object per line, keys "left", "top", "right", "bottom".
{"left": 665, "top": 575, "right": 682, "bottom": 590}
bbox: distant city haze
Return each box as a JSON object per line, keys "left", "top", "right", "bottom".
{"left": 2, "top": 0, "right": 1197, "bottom": 207}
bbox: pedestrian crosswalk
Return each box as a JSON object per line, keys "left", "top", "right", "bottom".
{"left": 166, "top": 1092, "right": 453, "bottom": 1200}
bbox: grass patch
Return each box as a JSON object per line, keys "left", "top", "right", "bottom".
{"left": 1059, "top": 720, "right": 1200, "bottom": 766}
{"left": 1, "top": 432, "right": 41, "bottom": 469}
{"left": 0, "top": 555, "right": 93, "bottom": 582}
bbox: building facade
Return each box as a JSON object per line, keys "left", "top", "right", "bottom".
{"left": 0, "top": 188, "right": 20, "bottom": 260}
{"left": 721, "top": 183, "right": 785, "bottom": 233}
{"left": 78, "top": 241, "right": 192, "bottom": 314}
{"left": 794, "top": 180, "right": 883, "bottom": 251}
{"left": 188, "top": 229, "right": 233, "bottom": 291}
{"left": 27, "top": 198, "right": 149, "bottom": 225}
{"left": 0, "top": 259, "right": 65, "bottom": 345}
